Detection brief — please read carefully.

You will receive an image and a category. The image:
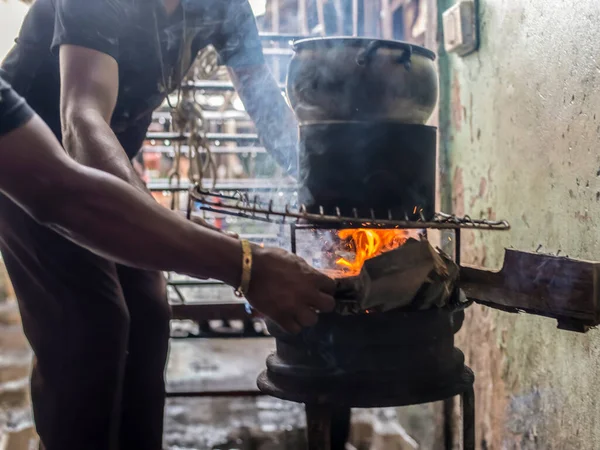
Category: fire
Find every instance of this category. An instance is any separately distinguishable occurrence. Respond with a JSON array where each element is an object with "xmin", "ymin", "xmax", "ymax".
[{"xmin": 335, "ymin": 228, "xmax": 409, "ymax": 274}]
